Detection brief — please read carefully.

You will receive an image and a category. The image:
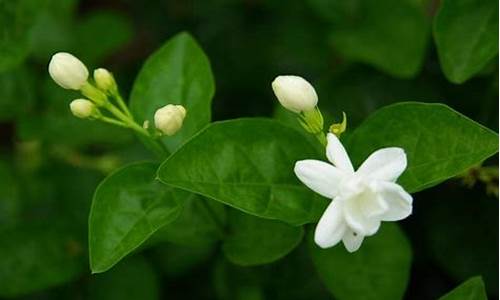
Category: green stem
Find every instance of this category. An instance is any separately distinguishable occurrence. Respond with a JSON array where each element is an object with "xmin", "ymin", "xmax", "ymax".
[
  {"xmin": 112, "ymin": 89, "xmax": 133, "ymax": 119},
  {"xmin": 99, "ymin": 116, "xmax": 129, "ymax": 128},
  {"xmin": 315, "ymin": 131, "xmax": 327, "ymax": 146}
]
